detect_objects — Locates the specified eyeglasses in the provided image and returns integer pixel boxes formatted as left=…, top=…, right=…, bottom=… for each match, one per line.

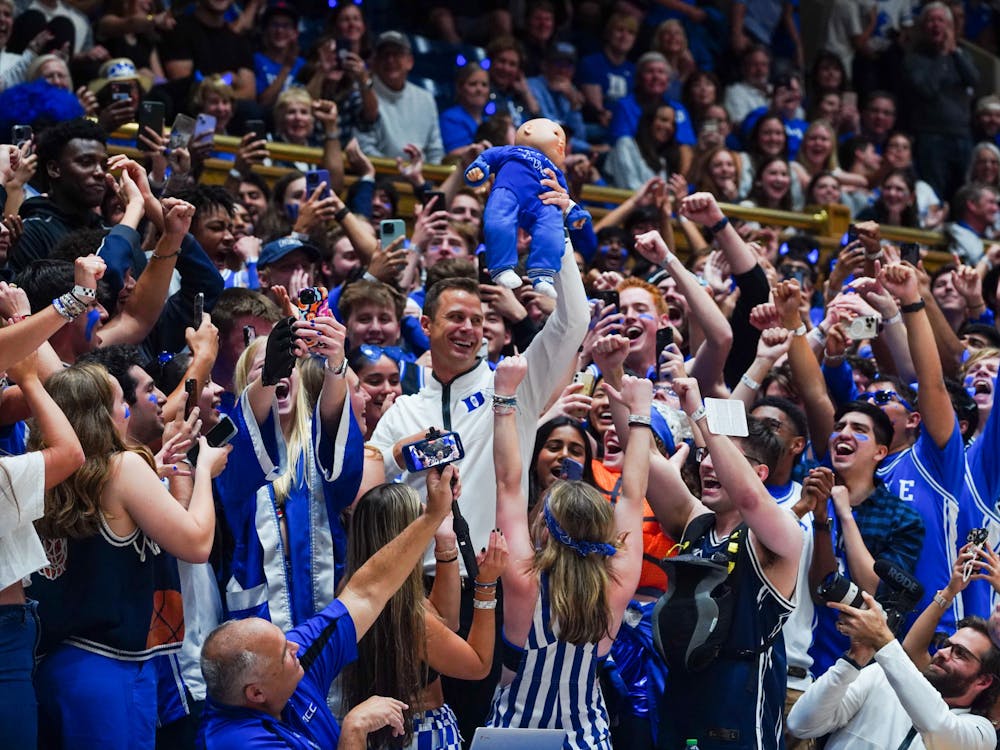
left=695, top=446, right=764, bottom=466
left=863, top=389, right=914, bottom=412
left=936, top=638, right=983, bottom=665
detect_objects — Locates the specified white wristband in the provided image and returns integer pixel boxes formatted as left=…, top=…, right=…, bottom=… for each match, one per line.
left=658, top=252, right=677, bottom=269
left=740, top=373, right=760, bottom=391
left=883, top=312, right=902, bottom=326
left=689, top=405, right=707, bottom=423
left=788, top=323, right=807, bottom=337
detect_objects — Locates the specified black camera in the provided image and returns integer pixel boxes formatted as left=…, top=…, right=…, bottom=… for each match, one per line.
left=817, top=572, right=865, bottom=609
left=817, top=560, right=924, bottom=635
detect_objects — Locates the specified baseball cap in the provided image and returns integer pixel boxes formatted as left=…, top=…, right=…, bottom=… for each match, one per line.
left=375, top=31, right=411, bottom=53
left=259, top=236, right=320, bottom=267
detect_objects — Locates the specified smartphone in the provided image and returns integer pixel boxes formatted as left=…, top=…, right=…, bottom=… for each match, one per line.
left=847, top=314, right=880, bottom=340
left=136, top=101, right=165, bottom=151
left=655, top=326, right=675, bottom=380
left=243, top=324, right=256, bottom=348
left=245, top=119, right=266, bottom=139
left=425, top=190, right=447, bottom=212
left=11, top=124, right=32, bottom=149
left=186, top=414, right=238, bottom=465
left=401, top=429, right=465, bottom=473
left=184, top=378, right=197, bottom=420
left=168, top=113, right=196, bottom=151
left=572, top=370, right=595, bottom=397
left=559, top=457, right=585, bottom=481
left=477, top=252, right=492, bottom=284
left=336, top=38, right=352, bottom=62
left=593, top=290, right=619, bottom=309
left=193, top=113, right=217, bottom=144
left=110, top=80, right=131, bottom=102
left=900, top=242, right=920, bottom=266
left=295, top=287, right=326, bottom=321
left=847, top=224, right=859, bottom=243
left=380, top=219, right=406, bottom=250
left=193, top=292, right=204, bottom=329
left=304, top=168, right=331, bottom=201
left=963, top=527, right=990, bottom=581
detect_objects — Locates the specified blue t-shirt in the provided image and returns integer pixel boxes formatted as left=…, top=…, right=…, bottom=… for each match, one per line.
left=608, top=94, right=696, bottom=145
left=199, top=599, right=358, bottom=749
left=740, top=106, right=808, bottom=158
left=876, top=420, right=966, bottom=632
left=439, top=104, right=482, bottom=154
left=576, top=52, right=634, bottom=109
left=252, top=52, right=305, bottom=98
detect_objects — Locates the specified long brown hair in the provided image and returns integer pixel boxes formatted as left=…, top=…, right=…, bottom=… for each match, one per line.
left=531, top=480, right=620, bottom=644
left=340, top=483, right=426, bottom=748
left=31, top=363, right=154, bottom=539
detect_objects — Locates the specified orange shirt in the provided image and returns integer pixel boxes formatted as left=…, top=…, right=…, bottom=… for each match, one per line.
left=591, top=460, right=676, bottom=595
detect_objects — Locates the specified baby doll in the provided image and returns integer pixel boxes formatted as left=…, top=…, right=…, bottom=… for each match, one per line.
left=464, top=118, right=591, bottom=298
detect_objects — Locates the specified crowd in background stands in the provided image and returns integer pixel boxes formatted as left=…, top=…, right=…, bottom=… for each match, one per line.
left=6, top=1, right=1000, bottom=750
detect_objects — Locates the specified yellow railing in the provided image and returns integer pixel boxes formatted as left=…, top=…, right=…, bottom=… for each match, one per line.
left=110, top=124, right=957, bottom=271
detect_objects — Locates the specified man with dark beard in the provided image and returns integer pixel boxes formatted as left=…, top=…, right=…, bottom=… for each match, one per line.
left=787, top=590, right=1000, bottom=749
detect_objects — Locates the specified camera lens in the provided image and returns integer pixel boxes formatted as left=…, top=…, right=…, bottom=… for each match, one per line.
left=817, top=573, right=865, bottom=608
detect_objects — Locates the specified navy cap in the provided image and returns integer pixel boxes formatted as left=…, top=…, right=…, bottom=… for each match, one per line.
left=261, top=0, right=299, bottom=26
left=259, top=236, right=320, bottom=267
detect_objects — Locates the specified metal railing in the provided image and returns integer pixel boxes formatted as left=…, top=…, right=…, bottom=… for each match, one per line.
left=111, top=124, right=958, bottom=270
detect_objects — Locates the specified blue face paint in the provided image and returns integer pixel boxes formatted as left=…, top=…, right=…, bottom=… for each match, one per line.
left=84, top=308, right=101, bottom=342
left=854, top=433, right=869, bottom=441
left=148, top=394, right=159, bottom=405
left=638, top=313, right=656, bottom=321
left=829, top=431, right=840, bottom=442
left=123, top=405, right=130, bottom=419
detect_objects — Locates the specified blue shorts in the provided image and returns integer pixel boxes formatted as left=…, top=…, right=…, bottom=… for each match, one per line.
left=36, top=643, right=157, bottom=749
left=0, top=601, right=39, bottom=748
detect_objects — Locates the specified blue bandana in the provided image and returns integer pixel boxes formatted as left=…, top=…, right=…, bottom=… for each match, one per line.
left=543, top=499, right=617, bottom=558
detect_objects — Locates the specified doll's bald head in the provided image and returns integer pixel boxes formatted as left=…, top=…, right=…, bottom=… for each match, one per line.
left=515, top=118, right=566, bottom=169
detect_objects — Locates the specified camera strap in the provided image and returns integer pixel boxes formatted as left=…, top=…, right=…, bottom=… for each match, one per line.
left=451, top=499, right=479, bottom=579
left=895, top=727, right=917, bottom=750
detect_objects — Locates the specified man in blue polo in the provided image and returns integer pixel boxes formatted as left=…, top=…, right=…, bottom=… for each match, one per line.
left=197, top=466, right=456, bottom=749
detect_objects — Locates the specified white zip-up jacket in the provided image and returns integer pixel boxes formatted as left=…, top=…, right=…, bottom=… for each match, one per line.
left=370, top=239, right=589, bottom=576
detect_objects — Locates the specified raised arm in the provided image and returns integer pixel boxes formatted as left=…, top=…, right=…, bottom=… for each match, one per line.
left=633, top=229, right=733, bottom=392
left=338, top=465, right=454, bottom=640
left=679, top=192, right=757, bottom=275
left=601, top=375, right=653, bottom=610
left=879, top=261, right=955, bottom=448
left=0, top=255, right=105, bottom=371
left=294, top=316, right=349, bottom=430
left=99, top=198, right=194, bottom=346
left=6, top=353, right=84, bottom=488
left=775, top=280, right=836, bottom=459
left=674, top=376, right=803, bottom=569
left=492, top=355, right=535, bottom=584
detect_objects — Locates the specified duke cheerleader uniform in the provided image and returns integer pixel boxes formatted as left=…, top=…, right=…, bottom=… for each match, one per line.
left=487, top=574, right=612, bottom=749
left=32, top=515, right=164, bottom=749
left=218, top=386, right=364, bottom=631
left=658, top=518, right=795, bottom=750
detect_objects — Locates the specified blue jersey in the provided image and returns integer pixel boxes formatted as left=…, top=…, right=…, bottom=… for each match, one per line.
left=199, top=599, right=358, bottom=750
left=877, top=421, right=966, bottom=632
left=252, top=52, right=304, bottom=98
left=488, top=575, right=611, bottom=749
left=659, top=518, right=794, bottom=750
left=957, top=387, right=1000, bottom=617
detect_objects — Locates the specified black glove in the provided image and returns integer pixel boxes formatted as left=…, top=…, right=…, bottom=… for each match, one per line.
left=261, top=316, right=297, bottom=386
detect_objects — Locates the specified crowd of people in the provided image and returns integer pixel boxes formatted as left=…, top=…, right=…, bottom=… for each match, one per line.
left=3, top=1, right=1000, bottom=750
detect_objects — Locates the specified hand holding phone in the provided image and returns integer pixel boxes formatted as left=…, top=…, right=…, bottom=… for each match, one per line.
left=186, top=414, right=238, bottom=466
